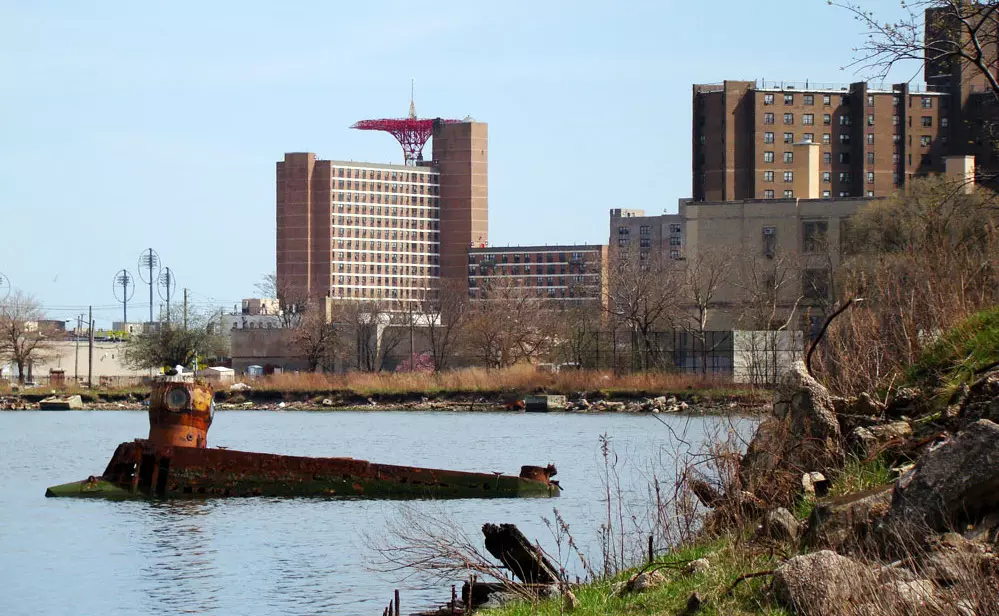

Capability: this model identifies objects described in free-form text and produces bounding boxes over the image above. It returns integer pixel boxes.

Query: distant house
[197,366,235,384]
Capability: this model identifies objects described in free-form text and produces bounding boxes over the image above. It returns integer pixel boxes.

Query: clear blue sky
[0,0,918,326]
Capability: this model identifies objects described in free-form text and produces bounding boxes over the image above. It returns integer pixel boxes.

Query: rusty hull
[46,440,561,499]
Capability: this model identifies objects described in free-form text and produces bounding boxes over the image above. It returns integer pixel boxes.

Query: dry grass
[245,365,755,398]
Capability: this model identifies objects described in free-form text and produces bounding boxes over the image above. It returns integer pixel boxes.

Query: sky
[0,0,921,327]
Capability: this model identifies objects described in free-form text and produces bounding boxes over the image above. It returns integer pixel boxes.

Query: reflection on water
[0,410,753,616]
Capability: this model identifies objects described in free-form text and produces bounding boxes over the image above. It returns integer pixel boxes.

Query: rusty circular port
[165,387,191,412]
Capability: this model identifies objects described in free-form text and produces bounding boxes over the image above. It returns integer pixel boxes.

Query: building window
[893,134,901,143]
[840,132,851,144]
[823,114,832,126]
[764,171,775,182]
[921,135,932,146]
[785,93,794,105]
[803,268,831,300]
[670,223,682,233]
[893,153,900,164]
[823,152,832,164]
[867,114,875,126]
[784,189,794,198]
[941,117,949,128]
[783,171,794,183]
[867,151,875,164]
[893,96,900,107]
[822,190,831,198]
[839,152,851,163]
[867,95,875,107]
[784,113,794,124]
[699,135,706,144]
[764,151,775,163]
[803,220,829,252]
[839,172,853,183]
[867,171,875,184]
[764,93,775,105]
[921,97,932,108]
[639,225,651,235]
[764,112,775,125]
[839,191,850,197]
[618,226,629,235]
[839,115,852,126]
[763,189,775,199]
[783,151,794,163]
[804,94,814,105]
[640,238,652,248]
[822,171,831,182]
[893,172,900,185]
[867,133,875,144]
[922,116,932,127]
[803,132,815,143]
[823,94,832,105]
[803,113,815,125]
[867,191,875,197]
[764,132,775,144]
[822,133,831,144]
[762,227,776,257]
[893,115,900,125]
[784,132,794,143]
[670,250,682,259]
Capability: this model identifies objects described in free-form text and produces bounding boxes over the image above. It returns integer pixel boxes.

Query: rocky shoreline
[1,390,764,414]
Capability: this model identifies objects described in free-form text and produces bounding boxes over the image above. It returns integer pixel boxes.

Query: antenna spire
[408,79,416,119]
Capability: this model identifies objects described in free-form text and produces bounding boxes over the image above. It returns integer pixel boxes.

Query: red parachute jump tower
[351,92,461,166]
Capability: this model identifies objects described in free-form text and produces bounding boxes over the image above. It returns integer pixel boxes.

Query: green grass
[479,538,791,616]
[829,455,893,498]
[908,306,999,395]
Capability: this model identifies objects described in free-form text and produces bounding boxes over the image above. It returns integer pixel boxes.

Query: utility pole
[74,314,81,382]
[87,306,94,388]
[183,288,188,329]
[147,249,154,323]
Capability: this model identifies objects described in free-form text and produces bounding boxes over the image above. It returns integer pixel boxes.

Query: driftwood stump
[482,523,562,584]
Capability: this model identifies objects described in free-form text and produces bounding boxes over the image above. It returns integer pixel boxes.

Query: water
[0,410,752,616]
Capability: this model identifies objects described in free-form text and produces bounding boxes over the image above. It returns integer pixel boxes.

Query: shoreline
[1,388,768,415]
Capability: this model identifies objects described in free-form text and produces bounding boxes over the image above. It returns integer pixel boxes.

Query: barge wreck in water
[45,375,561,500]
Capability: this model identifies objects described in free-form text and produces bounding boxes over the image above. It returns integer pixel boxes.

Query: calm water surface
[0,410,751,616]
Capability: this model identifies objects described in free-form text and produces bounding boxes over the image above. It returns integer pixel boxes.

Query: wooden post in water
[394,589,400,616]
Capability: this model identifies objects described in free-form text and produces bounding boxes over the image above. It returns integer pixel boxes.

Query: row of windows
[335,273,439,285]
[469,275,594,287]
[335,180,440,194]
[469,287,597,300]
[335,167,436,182]
[333,286,433,300]
[334,192,438,206]
[763,92,938,109]
[470,252,595,264]
[335,228,439,241]
[472,263,593,275]
[335,204,439,216]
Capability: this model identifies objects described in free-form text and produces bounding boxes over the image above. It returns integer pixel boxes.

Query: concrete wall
[1,341,146,381]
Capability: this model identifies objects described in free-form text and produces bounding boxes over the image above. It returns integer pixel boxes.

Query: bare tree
[290,303,341,372]
[832,0,999,97]
[680,248,735,375]
[553,296,605,369]
[254,273,277,298]
[463,278,555,368]
[604,248,684,371]
[420,280,469,372]
[0,290,55,384]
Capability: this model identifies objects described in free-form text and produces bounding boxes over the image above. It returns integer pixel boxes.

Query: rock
[577,398,590,410]
[803,485,893,553]
[960,369,999,424]
[847,421,912,458]
[679,401,689,411]
[321,398,334,407]
[886,579,940,611]
[918,532,998,586]
[563,589,579,611]
[801,472,830,498]
[602,401,626,412]
[883,419,999,540]
[688,478,724,508]
[773,550,869,616]
[277,401,286,409]
[762,507,802,542]
[628,570,665,593]
[229,382,251,392]
[740,362,844,505]
[678,591,703,615]
[885,386,922,418]
[963,510,999,543]
[686,558,710,575]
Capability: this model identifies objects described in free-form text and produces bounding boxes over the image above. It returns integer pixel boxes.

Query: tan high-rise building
[275,121,487,306]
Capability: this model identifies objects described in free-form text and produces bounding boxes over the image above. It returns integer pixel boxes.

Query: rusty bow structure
[46,376,560,500]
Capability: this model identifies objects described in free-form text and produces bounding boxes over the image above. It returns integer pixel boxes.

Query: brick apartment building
[276,120,487,306]
[692,80,951,202]
[467,244,608,307]
[693,3,999,203]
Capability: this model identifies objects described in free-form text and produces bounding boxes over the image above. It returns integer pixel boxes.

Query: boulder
[918,532,998,586]
[761,507,802,542]
[885,386,923,418]
[960,369,999,424]
[847,421,912,458]
[803,485,893,553]
[686,558,710,575]
[883,419,999,539]
[773,550,869,616]
[801,471,830,498]
[740,362,844,504]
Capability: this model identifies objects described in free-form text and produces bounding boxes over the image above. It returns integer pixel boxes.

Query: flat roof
[470,244,606,253]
